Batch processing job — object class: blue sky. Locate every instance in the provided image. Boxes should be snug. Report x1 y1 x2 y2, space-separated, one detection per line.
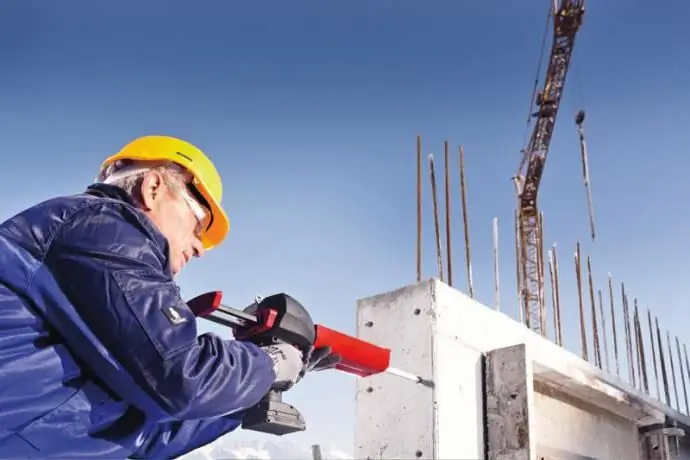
2 0 690 452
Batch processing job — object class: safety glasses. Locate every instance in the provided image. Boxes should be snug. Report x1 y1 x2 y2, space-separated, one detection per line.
178 186 211 237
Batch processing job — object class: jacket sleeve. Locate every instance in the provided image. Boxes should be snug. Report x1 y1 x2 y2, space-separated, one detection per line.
45 202 276 420
132 414 244 459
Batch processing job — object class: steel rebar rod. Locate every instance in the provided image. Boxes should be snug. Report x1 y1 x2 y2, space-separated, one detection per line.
667 330 680 410
548 249 558 344
416 136 422 282
621 284 635 387
632 299 642 387
514 210 523 324
633 300 648 393
675 336 689 414
493 217 500 311
444 141 452 287
575 243 588 361
586 257 601 368
428 154 443 281
538 213 547 336
552 244 562 346
598 289 609 373
684 343 690 413
656 317 671 406
608 274 619 377
458 146 473 298
648 309 660 399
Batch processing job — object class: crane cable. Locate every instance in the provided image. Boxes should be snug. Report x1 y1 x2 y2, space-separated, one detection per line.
571 45 586 112
518 0 554 178
526 1 553 125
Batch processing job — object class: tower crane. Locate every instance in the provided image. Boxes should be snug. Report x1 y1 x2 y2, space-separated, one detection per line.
514 0 586 334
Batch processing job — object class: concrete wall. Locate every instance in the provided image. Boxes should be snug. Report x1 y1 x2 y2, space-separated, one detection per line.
534 381 639 459
354 279 480 460
354 279 690 460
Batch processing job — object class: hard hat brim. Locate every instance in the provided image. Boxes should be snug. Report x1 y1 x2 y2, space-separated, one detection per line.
195 181 231 250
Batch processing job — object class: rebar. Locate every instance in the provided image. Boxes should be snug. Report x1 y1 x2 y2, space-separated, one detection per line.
675 336 689 414
598 289 609 373
586 256 601 368
633 301 648 393
552 244 563 346
621 284 635 387
667 330 680 410
458 146 473 298
548 249 558 344
632 298 642 389
656 317 671 406
416 136 422 282
514 210 523 324
537 212 547 336
648 309 660 400
608 274 619 377
444 141 452 287
624 289 634 386
520 219 530 328
678 344 690 415
574 242 588 361
492 217 500 311
428 154 443 281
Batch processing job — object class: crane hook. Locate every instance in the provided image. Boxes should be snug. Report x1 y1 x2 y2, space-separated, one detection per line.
575 109 586 126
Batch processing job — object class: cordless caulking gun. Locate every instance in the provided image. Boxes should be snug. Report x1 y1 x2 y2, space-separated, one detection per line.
186 291 432 436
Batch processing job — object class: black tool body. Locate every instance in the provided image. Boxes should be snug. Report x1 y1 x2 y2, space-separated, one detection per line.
186 291 316 435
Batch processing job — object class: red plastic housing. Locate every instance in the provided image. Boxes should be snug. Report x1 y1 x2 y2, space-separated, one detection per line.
314 325 391 377
186 291 223 317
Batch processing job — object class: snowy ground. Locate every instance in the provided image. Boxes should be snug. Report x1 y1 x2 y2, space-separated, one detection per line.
180 438 353 460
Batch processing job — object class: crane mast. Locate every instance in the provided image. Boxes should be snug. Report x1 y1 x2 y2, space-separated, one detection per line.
515 0 585 334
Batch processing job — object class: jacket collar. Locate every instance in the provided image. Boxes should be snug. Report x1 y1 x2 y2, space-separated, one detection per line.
83 183 174 277
84 183 136 205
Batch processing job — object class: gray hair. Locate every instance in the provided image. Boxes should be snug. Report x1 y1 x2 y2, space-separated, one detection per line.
97 160 190 206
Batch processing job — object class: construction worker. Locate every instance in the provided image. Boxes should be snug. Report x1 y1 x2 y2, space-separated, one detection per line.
0 135 336 458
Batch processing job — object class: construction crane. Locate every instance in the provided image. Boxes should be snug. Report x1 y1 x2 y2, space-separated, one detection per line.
514 0 586 335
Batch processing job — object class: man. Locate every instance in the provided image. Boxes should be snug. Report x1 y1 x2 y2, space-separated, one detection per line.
0 135 335 458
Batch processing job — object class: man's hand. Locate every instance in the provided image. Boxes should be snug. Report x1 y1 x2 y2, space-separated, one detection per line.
306 346 341 372
293 346 342 383
260 344 304 390
261 344 341 390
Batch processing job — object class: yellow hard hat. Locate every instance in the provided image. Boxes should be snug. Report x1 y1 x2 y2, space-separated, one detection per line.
100 135 230 250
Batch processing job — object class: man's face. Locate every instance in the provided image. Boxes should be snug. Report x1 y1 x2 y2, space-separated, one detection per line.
139 170 206 275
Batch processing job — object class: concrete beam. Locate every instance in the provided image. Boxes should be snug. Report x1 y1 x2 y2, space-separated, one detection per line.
354 279 690 460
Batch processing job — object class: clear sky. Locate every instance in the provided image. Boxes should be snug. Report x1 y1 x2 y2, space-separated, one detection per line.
2 0 689 453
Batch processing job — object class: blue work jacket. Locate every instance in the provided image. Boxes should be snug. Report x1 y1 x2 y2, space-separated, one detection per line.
0 183 276 458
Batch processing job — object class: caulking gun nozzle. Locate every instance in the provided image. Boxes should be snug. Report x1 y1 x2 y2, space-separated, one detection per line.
385 367 435 389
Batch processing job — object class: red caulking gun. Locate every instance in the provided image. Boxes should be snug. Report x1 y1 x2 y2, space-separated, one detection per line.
186 291 432 436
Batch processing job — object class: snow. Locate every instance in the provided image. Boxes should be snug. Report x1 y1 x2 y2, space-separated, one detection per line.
180 438 353 460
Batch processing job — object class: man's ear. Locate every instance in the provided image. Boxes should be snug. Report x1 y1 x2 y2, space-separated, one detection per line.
140 170 165 211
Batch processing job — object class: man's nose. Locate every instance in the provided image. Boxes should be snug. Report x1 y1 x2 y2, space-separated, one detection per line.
191 238 205 258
